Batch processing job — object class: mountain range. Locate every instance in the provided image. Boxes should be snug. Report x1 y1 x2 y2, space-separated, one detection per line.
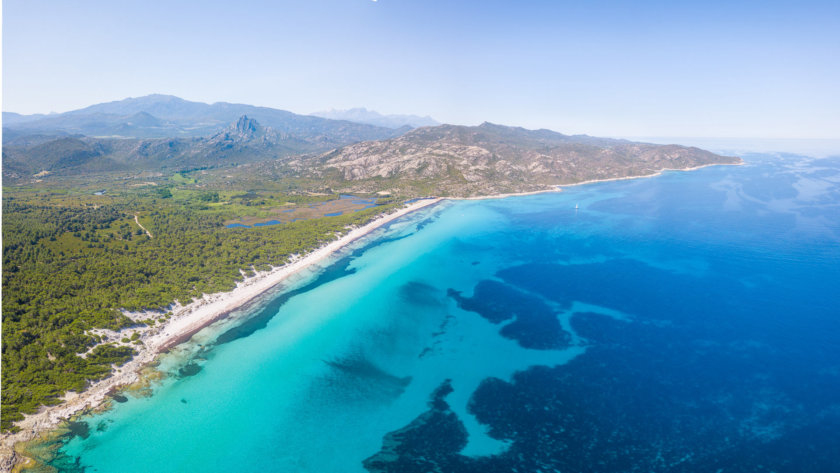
2 94 405 140
2 95 740 194
2 115 330 179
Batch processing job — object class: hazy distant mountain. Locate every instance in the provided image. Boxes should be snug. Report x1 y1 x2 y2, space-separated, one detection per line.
3 95 404 143
312 107 438 129
2 116 341 179
290 122 741 196
2 111 50 125
4 109 179 139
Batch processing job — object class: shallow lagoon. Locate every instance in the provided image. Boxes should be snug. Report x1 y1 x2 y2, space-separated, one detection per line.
41 154 840 472
225 194 378 228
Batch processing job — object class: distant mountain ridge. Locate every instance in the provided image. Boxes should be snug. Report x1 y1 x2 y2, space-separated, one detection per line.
3 116 334 179
312 107 438 129
1 111 51 125
2 95 403 142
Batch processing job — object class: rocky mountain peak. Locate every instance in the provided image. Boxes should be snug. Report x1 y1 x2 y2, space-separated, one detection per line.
205 115 269 145
233 115 261 135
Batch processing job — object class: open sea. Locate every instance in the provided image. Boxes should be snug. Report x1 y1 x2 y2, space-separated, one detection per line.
34 153 840 472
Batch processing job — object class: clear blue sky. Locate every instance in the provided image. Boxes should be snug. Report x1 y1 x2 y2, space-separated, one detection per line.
3 0 839 138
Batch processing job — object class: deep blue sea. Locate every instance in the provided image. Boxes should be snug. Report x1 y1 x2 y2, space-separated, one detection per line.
38 153 840 472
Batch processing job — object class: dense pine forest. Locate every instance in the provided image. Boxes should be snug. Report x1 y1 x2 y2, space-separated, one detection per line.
1 179 397 431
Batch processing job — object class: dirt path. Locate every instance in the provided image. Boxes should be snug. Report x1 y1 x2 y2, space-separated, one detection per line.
134 215 153 238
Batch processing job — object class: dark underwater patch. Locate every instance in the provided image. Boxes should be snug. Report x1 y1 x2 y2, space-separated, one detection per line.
177 361 202 378
109 392 128 403
65 421 90 440
399 281 442 307
323 352 412 400
448 280 570 350
363 380 476 473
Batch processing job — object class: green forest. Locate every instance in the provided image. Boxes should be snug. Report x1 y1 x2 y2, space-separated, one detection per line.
1 183 397 431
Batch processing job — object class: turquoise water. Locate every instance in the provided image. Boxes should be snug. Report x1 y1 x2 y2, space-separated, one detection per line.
44 153 840 471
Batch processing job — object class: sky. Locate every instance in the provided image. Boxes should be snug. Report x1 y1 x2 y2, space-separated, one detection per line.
3 0 839 139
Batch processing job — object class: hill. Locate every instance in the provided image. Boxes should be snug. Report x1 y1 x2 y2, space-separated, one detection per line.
281 122 740 196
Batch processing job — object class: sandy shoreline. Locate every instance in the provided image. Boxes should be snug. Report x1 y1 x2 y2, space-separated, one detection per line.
0 197 441 468
555 162 744 189
458 188 562 200
457 162 742 202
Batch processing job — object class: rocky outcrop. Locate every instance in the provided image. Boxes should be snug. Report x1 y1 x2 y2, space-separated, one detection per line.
0 446 18 473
